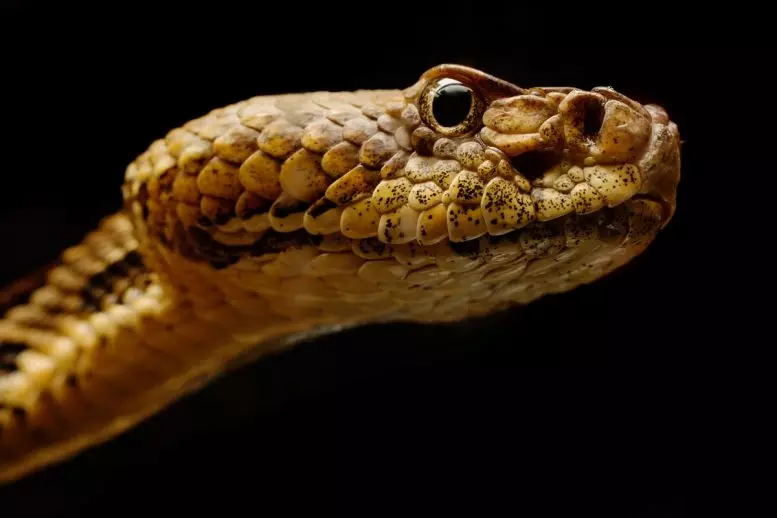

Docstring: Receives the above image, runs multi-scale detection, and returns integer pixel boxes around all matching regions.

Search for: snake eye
[433,81,472,126]
[419,78,485,137]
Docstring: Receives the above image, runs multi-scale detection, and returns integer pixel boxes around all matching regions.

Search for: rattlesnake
[0,64,681,483]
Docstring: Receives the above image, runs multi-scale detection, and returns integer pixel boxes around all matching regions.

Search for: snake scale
[0,64,681,483]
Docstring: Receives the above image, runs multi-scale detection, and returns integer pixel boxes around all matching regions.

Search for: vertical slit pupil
[432,83,473,127]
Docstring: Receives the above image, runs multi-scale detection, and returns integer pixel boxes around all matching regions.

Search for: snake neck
[0,211,349,483]
[1,186,667,481]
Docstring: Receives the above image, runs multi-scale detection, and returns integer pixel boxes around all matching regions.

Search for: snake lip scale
[0,64,681,483]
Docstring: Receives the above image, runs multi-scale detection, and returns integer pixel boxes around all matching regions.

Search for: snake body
[0,64,681,483]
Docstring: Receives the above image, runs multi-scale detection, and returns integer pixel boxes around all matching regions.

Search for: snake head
[119,64,680,308]
[402,64,681,227]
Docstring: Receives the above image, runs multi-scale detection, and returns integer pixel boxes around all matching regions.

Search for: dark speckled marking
[584,164,641,206]
[354,238,395,260]
[372,178,411,213]
[408,181,443,211]
[570,183,604,214]
[533,188,574,220]
[564,214,600,247]
[446,203,486,241]
[381,216,394,242]
[539,115,563,147]
[482,178,535,234]
[519,223,566,257]
[450,171,484,204]
[326,166,380,206]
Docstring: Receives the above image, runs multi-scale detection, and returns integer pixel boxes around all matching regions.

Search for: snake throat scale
[0,64,681,483]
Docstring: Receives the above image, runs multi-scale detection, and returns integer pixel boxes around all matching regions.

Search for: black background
[0,4,755,516]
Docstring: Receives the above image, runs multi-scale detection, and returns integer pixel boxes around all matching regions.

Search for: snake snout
[635,107,682,226]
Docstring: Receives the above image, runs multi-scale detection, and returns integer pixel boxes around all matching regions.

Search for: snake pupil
[432,82,473,127]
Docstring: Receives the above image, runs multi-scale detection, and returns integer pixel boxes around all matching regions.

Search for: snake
[0,64,681,484]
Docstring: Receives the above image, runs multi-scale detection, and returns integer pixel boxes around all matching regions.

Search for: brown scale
[236,192,272,220]
[4,306,61,333]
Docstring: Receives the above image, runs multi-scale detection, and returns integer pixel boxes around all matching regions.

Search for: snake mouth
[165,190,665,278]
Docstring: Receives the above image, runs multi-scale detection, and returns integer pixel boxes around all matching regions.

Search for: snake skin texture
[0,64,681,483]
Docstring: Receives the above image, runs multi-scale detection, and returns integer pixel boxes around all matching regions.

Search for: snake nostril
[582,99,604,137]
